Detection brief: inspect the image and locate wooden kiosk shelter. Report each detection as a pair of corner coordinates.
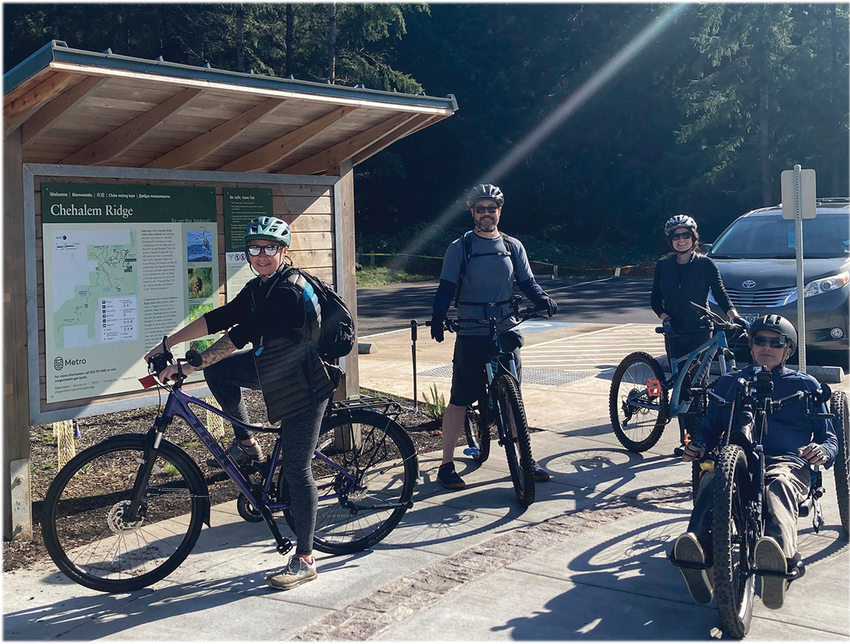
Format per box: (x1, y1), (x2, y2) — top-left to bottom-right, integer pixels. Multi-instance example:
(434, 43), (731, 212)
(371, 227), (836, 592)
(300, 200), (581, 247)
(3, 40), (457, 539)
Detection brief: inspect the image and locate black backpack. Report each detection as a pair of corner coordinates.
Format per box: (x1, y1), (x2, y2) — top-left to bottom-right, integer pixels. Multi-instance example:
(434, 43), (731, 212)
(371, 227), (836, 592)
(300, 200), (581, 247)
(454, 231), (520, 307)
(285, 268), (355, 361)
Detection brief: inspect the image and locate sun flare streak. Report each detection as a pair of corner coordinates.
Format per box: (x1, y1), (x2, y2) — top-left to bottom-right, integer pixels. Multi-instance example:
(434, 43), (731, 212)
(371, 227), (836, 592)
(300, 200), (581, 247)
(391, 4), (690, 268)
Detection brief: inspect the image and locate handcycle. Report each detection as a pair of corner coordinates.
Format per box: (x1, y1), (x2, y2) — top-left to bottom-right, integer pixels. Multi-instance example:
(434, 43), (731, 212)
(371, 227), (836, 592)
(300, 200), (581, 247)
(609, 305), (748, 453)
(430, 297), (551, 507)
(669, 367), (849, 639)
(41, 346), (418, 593)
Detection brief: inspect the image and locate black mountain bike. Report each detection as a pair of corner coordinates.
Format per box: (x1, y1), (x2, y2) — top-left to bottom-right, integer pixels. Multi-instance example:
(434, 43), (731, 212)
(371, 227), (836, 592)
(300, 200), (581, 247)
(670, 368), (849, 639)
(432, 298), (550, 507)
(41, 348), (418, 593)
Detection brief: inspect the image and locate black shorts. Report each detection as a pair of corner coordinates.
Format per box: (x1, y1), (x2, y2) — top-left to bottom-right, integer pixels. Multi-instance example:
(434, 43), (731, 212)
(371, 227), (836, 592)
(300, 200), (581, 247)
(449, 334), (522, 406)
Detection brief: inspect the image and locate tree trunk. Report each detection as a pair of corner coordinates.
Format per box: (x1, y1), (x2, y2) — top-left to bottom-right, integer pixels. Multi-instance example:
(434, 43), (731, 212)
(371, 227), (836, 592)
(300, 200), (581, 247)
(328, 2), (337, 84)
(285, 4), (294, 76)
(236, 4), (245, 72)
(759, 83), (771, 205)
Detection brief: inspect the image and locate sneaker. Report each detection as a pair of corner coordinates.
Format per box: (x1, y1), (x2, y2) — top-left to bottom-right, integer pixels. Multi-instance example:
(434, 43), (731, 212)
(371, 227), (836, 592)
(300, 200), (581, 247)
(265, 554), (317, 591)
(673, 532), (713, 604)
(531, 461), (550, 482)
(755, 536), (787, 610)
(787, 553), (806, 582)
(437, 462), (466, 489)
(208, 440), (263, 469)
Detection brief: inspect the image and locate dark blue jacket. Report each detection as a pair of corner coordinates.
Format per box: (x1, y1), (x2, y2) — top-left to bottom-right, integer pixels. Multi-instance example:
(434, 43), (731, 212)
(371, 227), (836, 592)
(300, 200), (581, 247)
(695, 365), (838, 468)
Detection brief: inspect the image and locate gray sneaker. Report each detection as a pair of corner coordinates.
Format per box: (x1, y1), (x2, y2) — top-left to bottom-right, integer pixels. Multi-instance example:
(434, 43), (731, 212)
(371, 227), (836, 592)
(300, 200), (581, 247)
(208, 440), (263, 469)
(755, 536), (787, 610)
(266, 554), (317, 590)
(673, 532), (713, 604)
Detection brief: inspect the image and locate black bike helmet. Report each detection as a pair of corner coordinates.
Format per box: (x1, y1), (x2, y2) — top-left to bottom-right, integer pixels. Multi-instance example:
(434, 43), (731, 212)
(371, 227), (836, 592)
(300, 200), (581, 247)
(664, 214), (698, 237)
(749, 314), (797, 353)
(467, 183), (505, 207)
(245, 216), (291, 247)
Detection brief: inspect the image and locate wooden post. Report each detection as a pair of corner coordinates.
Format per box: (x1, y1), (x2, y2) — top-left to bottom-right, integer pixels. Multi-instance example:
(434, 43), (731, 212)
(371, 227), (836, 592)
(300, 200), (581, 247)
(334, 159), (359, 399)
(4, 127), (32, 540)
(53, 420), (76, 468)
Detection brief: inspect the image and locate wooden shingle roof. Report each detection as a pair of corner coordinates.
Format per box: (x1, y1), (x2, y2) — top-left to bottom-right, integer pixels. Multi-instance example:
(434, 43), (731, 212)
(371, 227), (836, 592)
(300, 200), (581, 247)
(4, 40), (457, 174)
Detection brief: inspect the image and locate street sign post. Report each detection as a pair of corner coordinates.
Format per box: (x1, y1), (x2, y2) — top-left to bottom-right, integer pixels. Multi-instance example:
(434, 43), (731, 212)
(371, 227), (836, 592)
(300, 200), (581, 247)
(780, 165), (817, 372)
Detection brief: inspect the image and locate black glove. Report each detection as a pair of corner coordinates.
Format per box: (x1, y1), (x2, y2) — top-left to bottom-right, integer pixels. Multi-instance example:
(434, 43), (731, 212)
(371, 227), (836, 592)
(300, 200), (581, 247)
(430, 313), (447, 343)
(538, 295), (558, 317)
(731, 316), (750, 332)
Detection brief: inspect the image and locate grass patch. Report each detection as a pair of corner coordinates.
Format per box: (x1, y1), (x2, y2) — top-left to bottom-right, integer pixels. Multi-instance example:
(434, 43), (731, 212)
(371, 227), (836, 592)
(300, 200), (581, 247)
(356, 266), (434, 288)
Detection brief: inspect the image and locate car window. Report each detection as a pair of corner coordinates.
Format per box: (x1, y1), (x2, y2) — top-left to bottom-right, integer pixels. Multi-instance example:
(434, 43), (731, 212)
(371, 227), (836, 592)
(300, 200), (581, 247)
(710, 212), (849, 259)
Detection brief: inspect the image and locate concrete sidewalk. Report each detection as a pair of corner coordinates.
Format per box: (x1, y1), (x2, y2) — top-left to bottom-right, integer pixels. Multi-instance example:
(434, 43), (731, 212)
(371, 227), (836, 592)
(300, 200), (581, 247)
(4, 322), (848, 641)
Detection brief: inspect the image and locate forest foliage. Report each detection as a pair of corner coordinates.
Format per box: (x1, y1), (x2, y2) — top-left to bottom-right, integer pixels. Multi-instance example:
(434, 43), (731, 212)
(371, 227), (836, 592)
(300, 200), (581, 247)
(5, 3), (847, 264)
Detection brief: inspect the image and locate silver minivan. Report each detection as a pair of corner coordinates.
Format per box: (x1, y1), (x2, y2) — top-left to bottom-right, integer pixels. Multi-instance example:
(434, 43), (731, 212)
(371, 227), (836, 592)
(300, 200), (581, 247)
(706, 198), (849, 366)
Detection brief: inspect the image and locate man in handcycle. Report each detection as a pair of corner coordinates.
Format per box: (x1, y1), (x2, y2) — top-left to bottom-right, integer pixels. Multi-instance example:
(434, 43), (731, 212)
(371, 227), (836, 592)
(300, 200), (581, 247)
(673, 314), (837, 610)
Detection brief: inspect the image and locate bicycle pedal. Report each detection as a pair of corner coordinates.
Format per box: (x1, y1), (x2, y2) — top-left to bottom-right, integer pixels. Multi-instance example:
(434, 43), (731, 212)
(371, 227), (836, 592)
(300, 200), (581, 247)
(673, 446), (685, 457)
(463, 447), (480, 457)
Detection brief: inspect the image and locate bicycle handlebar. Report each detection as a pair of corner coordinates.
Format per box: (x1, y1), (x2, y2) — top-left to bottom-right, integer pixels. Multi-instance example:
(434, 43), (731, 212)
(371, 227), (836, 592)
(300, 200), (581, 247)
(145, 337), (202, 387)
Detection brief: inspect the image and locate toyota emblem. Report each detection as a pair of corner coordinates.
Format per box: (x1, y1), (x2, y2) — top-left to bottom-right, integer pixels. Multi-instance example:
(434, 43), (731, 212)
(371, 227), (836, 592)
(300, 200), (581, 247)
(742, 280), (757, 289)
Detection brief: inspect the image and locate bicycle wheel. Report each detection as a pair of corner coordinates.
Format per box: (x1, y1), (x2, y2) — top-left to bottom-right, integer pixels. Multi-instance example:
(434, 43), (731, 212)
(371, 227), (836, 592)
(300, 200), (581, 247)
(464, 394), (491, 464)
(492, 375), (535, 507)
(829, 390), (849, 536)
(41, 434), (208, 593)
(280, 409), (418, 555)
(713, 444), (756, 639)
(609, 352), (669, 452)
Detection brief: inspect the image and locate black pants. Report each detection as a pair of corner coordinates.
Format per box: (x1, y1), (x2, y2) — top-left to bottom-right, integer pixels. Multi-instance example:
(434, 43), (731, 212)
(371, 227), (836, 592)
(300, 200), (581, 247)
(665, 328), (711, 438)
(203, 348), (327, 555)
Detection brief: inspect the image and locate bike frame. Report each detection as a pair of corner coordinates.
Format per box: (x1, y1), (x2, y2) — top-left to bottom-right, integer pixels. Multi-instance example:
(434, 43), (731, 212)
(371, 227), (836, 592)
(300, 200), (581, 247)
(665, 328), (734, 418)
(128, 380), (357, 554)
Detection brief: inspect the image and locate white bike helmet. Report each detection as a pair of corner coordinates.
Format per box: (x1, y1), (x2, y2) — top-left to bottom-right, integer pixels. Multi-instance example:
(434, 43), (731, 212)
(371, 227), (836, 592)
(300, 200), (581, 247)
(664, 214), (698, 237)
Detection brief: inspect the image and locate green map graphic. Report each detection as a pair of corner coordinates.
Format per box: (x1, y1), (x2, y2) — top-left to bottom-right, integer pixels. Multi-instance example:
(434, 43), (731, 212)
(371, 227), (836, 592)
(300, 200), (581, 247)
(53, 234), (138, 349)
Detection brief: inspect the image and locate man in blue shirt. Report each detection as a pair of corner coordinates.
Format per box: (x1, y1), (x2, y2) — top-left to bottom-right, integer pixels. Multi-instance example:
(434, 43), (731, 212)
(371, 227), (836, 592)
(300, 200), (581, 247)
(673, 314), (837, 610)
(429, 183), (558, 490)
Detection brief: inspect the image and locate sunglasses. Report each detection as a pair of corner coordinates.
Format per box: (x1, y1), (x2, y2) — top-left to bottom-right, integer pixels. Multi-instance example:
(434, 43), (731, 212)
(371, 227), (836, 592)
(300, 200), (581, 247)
(670, 232), (693, 241)
(474, 206), (499, 214)
(752, 335), (789, 348)
(247, 245), (284, 257)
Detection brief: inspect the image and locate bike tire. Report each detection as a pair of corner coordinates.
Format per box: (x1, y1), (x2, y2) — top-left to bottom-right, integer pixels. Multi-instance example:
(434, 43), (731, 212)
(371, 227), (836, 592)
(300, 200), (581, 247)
(41, 434), (208, 593)
(712, 444), (756, 639)
(609, 352), (669, 453)
(280, 409), (418, 555)
(829, 390), (850, 537)
(492, 375), (535, 507)
(464, 395), (491, 464)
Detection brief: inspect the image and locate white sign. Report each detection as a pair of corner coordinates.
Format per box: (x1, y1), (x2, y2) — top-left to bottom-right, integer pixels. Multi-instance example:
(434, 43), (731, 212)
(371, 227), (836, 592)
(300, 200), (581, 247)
(780, 168), (816, 219)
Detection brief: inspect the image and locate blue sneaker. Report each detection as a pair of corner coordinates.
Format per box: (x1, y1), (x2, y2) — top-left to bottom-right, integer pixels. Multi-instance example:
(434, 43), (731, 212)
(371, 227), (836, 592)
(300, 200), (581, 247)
(437, 462), (466, 489)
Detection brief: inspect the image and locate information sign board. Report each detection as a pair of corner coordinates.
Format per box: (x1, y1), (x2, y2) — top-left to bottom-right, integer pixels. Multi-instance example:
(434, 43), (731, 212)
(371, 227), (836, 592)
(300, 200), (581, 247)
(41, 182), (218, 403)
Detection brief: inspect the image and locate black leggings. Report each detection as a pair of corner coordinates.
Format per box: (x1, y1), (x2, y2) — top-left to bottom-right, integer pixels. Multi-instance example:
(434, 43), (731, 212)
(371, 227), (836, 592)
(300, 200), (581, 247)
(204, 349), (326, 555)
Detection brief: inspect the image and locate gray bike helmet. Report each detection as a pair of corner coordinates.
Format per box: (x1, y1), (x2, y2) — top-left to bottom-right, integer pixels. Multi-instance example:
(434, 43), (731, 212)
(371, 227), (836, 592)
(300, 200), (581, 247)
(467, 183), (505, 207)
(245, 216), (291, 248)
(750, 314), (797, 353)
(664, 214), (698, 237)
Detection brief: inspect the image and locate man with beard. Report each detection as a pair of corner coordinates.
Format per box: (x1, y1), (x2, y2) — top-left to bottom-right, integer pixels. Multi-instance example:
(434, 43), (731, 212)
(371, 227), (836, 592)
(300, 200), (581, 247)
(429, 183), (558, 490)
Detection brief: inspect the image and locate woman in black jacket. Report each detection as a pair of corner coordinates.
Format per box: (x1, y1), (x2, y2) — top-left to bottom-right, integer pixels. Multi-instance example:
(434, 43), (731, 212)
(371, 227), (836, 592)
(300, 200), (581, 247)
(650, 214), (741, 445)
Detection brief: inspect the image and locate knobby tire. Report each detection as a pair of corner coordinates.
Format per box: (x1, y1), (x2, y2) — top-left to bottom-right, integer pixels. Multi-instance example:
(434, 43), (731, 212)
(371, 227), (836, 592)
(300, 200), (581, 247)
(829, 390), (850, 537)
(712, 444), (756, 639)
(41, 434), (208, 593)
(280, 409), (417, 554)
(609, 352), (669, 452)
(492, 375), (535, 507)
